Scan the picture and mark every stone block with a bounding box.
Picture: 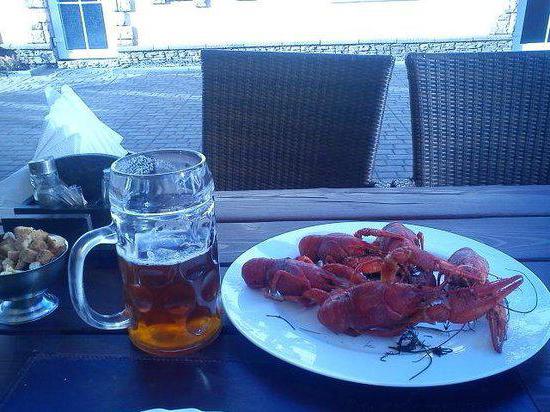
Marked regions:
[118,38,135,47]
[117,26,134,40]
[30,8,49,23]
[164,50,178,60]
[390,45,406,57]
[441,42,457,51]
[193,0,210,7]
[113,12,130,26]
[116,0,134,12]
[25,0,46,8]
[30,30,46,44]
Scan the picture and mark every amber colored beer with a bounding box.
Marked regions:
[118,247,222,356]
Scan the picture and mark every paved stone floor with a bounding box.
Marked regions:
[0,63,411,182]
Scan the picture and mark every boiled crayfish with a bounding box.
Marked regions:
[241,222,524,353]
[241,257,366,306]
[318,275,522,339]
[298,233,379,264]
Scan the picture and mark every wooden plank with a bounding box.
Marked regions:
[0,334,539,412]
[216,216,550,264]
[215,186,550,222]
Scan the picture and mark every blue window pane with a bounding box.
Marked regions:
[60,4,86,50]
[521,0,550,43]
[83,4,108,49]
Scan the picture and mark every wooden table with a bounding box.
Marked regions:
[1,186,549,411]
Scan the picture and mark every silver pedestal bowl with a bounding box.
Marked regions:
[0,239,68,325]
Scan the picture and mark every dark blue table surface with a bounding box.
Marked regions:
[1,186,549,411]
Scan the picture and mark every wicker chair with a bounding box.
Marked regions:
[202,50,394,190]
[407,51,550,186]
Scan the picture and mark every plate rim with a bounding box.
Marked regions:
[221,221,550,387]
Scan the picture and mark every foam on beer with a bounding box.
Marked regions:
[117,239,211,267]
[116,155,179,176]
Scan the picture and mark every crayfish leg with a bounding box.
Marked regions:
[302,288,330,306]
[323,263,368,285]
[417,232,425,250]
[295,255,315,265]
[486,303,508,353]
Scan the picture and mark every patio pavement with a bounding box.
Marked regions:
[0,63,412,182]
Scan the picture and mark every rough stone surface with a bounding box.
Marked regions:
[14,49,56,64]
[31,8,49,23]
[0,64,412,183]
[492,0,518,36]
[117,38,512,67]
[25,0,46,8]
[7,37,513,68]
[113,12,130,26]
[25,2,51,50]
[193,0,211,7]
[30,30,47,44]
[116,0,134,12]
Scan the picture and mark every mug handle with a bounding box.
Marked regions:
[68,224,130,330]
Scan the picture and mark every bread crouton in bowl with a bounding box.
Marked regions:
[0,226,68,324]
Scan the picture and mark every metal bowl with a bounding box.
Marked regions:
[0,238,68,325]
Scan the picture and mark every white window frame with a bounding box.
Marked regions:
[48,0,119,59]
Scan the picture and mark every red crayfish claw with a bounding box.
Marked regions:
[425,275,523,325]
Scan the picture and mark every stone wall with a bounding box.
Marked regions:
[15,0,518,67]
[112,37,512,67]
[14,47,56,65]
[16,0,55,64]
[492,0,519,36]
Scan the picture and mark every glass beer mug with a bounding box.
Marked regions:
[68,150,222,356]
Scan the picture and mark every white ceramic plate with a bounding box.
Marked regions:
[221,222,550,387]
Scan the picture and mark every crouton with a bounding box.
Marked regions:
[36,249,54,265]
[46,235,66,256]
[2,232,15,241]
[13,226,34,240]
[19,248,38,264]
[0,228,66,274]
[0,239,16,258]
[15,258,27,270]
[14,236,31,252]
[2,258,15,271]
[29,238,48,252]
[30,229,49,241]
[7,250,19,261]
